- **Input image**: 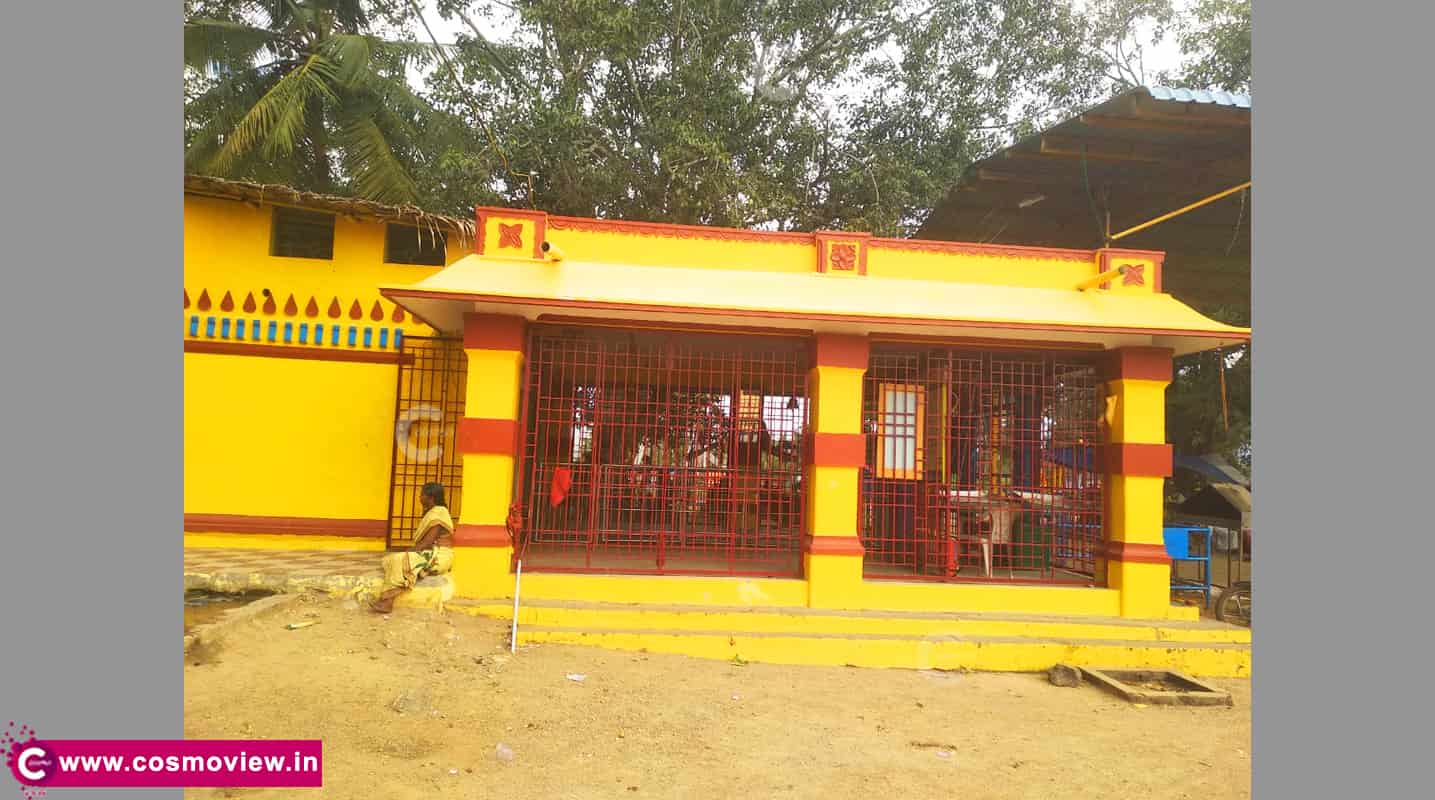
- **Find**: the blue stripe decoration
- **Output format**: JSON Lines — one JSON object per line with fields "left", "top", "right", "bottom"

{"left": 188, "top": 313, "right": 407, "bottom": 353}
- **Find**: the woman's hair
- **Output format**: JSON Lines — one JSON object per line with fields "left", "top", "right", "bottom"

{"left": 421, "top": 482, "right": 446, "bottom": 508}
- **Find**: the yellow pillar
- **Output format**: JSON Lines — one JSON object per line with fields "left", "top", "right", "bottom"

{"left": 1102, "top": 347, "right": 1176, "bottom": 619}
{"left": 803, "top": 334, "right": 869, "bottom": 609}
{"left": 450, "top": 313, "right": 526, "bottom": 598}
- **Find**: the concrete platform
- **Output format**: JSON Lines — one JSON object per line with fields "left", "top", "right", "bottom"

{"left": 184, "top": 547, "right": 454, "bottom": 611}
{"left": 452, "top": 598, "right": 1251, "bottom": 678}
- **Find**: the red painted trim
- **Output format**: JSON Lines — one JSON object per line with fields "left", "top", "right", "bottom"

{"left": 1098, "top": 248, "right": 1167, "bottom": 293}
{"left": 803, "top": 535, "right": 866, "bottom": 557}
{"left": 812, "top": 433, "right": 865, "bottom": 468}
{"left": 183, "top": 340, "right": 410, "bottom": 365}
{"left": 457, "top": 417, "right": 519, "bottom": 455}
{"left": 463, "top": 313, "right": 528, "bottom": 351}
{"left": 453, "top": 523, "right": 512, "bottom": 548}
{"left": 547, "top": 214, "right": 814, "bottom": 244}
{"left": 1105, "top": 540, "right": 1172, "bottom": 565}
{"left": 384, "top": 289, "right": 1250, "bottom": 341}
{"left": 815, "top": 231, "right": 871, "bottom": 275}
{"left": 184, "top": 514, "right": 386, "bottom": 538}
{"left": 1108, "top": 347, "right": 1175, "bottom": 382}
{"left": 871, "top": 237, "right": 1097, "bottom": 263}
{"left": 1102, "top": 443, "right": 1173, "bottom": 477}
{"left": 476, "top": 207, "right": 548, "bottom": 259}
{"left": 814, "top": 334, "right": 870, "bottom": 369}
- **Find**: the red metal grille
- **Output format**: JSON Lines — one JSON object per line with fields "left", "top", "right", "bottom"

{"left": 861, "top": 346, "right": 1104, "bottom": 584}
{"left": 516, "top": 324, "right": 808, "bottom": 576}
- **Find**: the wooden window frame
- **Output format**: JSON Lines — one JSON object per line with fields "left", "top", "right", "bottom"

{"left": 384, "top": 223, "right": 449, "bottom": 266}
{"left": 269, "top": 207, "right": 336, "bottom": 260}
{"left": 874, "top": 382, "right": 925, "bottom": 480}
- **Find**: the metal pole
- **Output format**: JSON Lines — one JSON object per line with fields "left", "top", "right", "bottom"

{"left": 1109, "top": 181, "right": 1252, "bottom": 242}
{"left": 509, "top": 559, "right": 522, "bottom": 654}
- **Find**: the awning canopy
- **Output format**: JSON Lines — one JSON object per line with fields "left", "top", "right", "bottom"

{"left": 381, "top": 253, "right": 1249, "bottom": 356}
{"left": 917, "top": 87, "right": 1250, "bottom": 313}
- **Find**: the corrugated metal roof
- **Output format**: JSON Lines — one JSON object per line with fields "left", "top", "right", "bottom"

{"left": 1147, "top": 86, "right": 1251, "bottom": 109}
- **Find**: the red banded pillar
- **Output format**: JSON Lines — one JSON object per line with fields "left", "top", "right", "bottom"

{"left": 450, "top": 313, "right": 525, "bottom": 596}
{"left": 1101, "top": 347, "right": 1175, "bottom": 619}
{"left": 803, "top": 334, "right": 868, "bottom": 609}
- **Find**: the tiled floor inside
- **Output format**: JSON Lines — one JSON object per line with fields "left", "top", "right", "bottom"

{"left": 184, "top": 548, "right": 381, "bottom": 578}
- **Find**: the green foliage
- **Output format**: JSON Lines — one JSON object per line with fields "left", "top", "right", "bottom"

{"left": 412, "top": 0, "right": 1122, "bottom": 232}
{"left": 184, "top": 0, "right": 440, "bottom": 202}
{"left": 1173, "top": 0, "right": 1250, "bottom": 93}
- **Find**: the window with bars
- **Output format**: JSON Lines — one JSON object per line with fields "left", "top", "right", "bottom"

{"left": 384, "top": 223, "right": 448, "bottom": 266}
{"left": 270, "top": 207, "right": 336, "bottom": 260}
{"left": 516, "top": 325, "right": 810, "bottom": 577}
{"left": 862, "top": 346, "right": 1105, "bottom": 584}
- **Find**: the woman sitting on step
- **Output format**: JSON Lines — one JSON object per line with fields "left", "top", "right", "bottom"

{"left": 370, "top": 483, "right": 455, "bottom": 614}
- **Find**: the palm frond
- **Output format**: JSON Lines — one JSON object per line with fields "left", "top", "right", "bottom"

{"left": 208, "top": 52, "right": 338, "bottom": 174}
{"left": 319, "top": 34, "right": 373, "bottom": 88}
{"left": 334, "top": 103, "right": 419, "bottom": 204}
{"left": 184, "top": 19, "right": 279, "bottom": 73}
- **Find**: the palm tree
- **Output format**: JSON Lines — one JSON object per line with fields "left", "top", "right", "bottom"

{"left": 184, "top": 0, "right": 436, "bottom": 203}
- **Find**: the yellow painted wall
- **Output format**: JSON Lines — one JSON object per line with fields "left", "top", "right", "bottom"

{"left": 183, "top": 352, "right": 398, "bottom": 520}
{"left": 551, "top": 225, "right": 815, "bottom": 274}
{"left": 183, "top": 192, "right": 477, "bottom": 527}
{"left": 184, "top": 193, "right": 461, "bottom": 336}
{"left": 866, "top": 246, "right": 1100, "bottom": 289}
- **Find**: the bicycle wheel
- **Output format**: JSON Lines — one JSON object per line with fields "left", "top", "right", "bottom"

{"left": 1215, "top": 581, "right": 1251, "bottom": 626}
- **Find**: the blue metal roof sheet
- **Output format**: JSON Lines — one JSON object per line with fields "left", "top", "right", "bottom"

{"left": 1147, "top": 86, "right": 1251, "bottom": 109}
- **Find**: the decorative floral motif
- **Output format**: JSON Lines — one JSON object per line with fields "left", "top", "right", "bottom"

{"left": 1121, "top": 264, "right": 1145, "bottom": 287}
{"left": 830, "top": 243, "right": 858, "bottom": 271}
{"left": 498, "top": 223, "right": 524, "bottom": 249}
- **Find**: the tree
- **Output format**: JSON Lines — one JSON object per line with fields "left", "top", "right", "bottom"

{"left": 412, "top": 0, "right": 1117, "bottom": 234}
{"left": 1172, "top": 0, "right": 1250, "bottom": 93}
{"left": 184, "top": 0, "right": 441, "bottom": 203}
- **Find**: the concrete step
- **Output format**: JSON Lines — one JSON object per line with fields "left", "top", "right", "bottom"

{"left": 450, "top": 598, "right": 1249, "bottom": 677}
{"left": 510, "top": 625, "right": 1251, "bottom": 678}
{"left": 450, "top": 598, "right": 1250, "bottom": 645}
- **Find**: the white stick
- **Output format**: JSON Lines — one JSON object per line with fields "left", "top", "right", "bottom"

{"left": 510, "top": 559, "right": 523, "bottom": 654}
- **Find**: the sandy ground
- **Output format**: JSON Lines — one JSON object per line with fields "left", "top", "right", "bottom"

{"left": 184, "top": 594, "right": 1250, "bottom": 800}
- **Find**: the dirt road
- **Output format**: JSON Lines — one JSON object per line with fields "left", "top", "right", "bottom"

{"left": 184, "top": 594, "right": 1250, "bottom": 799}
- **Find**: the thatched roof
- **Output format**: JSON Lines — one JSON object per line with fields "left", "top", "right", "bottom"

{"left": 183, "top": 174, "right": 474, "bottom": 246}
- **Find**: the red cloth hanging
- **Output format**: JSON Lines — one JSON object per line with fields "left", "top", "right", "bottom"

{"left": 550, "top": 466, "right": 573, "bottom": 507}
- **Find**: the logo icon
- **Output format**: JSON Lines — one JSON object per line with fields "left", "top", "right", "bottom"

{"left": 4, "top": 723, "right": 51, "bottom": 798}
